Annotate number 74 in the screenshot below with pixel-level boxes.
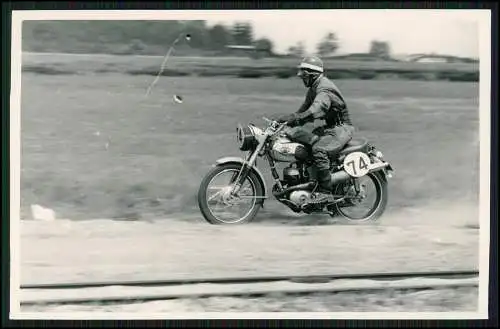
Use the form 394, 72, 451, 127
346, 157, 369, 176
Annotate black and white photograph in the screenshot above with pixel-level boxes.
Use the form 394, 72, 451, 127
9, 8, 492, 320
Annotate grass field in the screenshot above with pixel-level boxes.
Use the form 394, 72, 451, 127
17, 53, 483, 313
22, 52, 479, 81
20, 68, 480, 222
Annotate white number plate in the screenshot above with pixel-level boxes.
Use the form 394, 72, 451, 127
343, 152, 372, 177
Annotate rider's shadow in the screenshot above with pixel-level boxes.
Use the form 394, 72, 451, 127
254, 206, 335, 226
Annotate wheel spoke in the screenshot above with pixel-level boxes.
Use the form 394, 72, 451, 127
207, 190, 224, 202
335, 174, 382, 221
207, 186, 228, 190
204, 168, 258, 224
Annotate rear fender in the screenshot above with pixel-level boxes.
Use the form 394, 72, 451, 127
214, 156, 268, 200
370, 162, 394, 182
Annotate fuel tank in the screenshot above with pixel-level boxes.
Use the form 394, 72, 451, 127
270, 137, 309, 163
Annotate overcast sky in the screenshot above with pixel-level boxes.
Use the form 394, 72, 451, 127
16, 9, 485, 58
201, 10, 481, 57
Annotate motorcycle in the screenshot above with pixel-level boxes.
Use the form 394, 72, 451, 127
197, 117, 394, 225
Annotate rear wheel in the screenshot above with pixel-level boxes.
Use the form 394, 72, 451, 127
330, 171, 388, 224
198, 163, 265, 225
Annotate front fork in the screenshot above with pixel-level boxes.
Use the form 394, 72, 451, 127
229, 143, 266, 196
229, 141, 284, 197
228, 163, 250, 196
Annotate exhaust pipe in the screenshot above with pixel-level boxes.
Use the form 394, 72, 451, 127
330, 170, 351, 185
368, 162, 391, 173
330, 162, 391, 184
273, 182, 316, 198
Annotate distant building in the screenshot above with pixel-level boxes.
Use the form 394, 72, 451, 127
225, 45, 268, 58
414, 57, 448, 63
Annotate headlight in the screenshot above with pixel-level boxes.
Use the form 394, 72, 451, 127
236, 124, 258, 151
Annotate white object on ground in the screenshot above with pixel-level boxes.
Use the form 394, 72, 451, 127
31, 204, 56, 221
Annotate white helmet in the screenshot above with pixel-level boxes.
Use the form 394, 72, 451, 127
297, 56, 324, 73
297, 56, 324, 87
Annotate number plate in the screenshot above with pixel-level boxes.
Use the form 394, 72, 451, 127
343, 152, 372, 177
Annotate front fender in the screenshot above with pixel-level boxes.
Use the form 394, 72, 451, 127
214, 156, 268, 200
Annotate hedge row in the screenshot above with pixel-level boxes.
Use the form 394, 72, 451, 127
22, 64, 479, 82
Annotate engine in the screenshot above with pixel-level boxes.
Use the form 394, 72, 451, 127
283, 166, 302, 186
289, 190, 313, 206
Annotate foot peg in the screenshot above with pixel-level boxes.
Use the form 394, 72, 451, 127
301, 193, 335, 211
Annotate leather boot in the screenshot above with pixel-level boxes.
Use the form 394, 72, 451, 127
316, 169, 332, 192
305, 168, 335, 208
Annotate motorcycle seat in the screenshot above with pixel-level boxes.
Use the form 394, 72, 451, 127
339, 137, 369, 156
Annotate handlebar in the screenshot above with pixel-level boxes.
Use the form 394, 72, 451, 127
262, 116, 275, 124
262, 117, 287, 135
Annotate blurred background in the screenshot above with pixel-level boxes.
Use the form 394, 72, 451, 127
19, 11, 481, 221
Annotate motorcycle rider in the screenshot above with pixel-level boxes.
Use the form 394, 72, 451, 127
276, 56, 356, 199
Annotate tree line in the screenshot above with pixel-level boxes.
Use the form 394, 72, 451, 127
22, 20, 337, 56
22, 20, 396, 59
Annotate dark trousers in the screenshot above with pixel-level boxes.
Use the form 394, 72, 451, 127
286, 124, 355, 171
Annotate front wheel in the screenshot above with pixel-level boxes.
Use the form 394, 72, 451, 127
331, 171, 388, 224
198, 163, 265, 225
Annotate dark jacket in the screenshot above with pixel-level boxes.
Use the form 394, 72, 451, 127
296, 75, 353, 127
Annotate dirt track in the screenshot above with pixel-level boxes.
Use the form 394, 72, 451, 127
20, 287, 479, 313
17, 200, 481, 314
20, 200, 479, 284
